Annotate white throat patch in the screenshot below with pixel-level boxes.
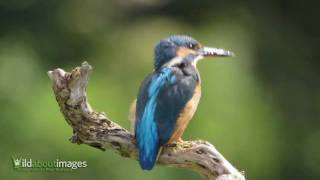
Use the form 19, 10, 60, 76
162, 55, 204, 68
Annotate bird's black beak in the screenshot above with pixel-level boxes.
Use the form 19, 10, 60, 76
199, 46, 235, 57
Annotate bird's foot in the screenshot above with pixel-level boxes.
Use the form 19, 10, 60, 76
165, 143, 177, 148
165, 138, 184, 148
176, 138, 184, 143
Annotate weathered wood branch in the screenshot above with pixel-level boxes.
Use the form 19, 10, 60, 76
47, 62, 245, 180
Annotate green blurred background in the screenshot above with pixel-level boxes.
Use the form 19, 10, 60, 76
1, 0, 319, 179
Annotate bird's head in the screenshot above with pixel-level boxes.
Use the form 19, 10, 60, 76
154, 35, 234, 69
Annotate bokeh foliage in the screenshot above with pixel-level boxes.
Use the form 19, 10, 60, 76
1, 0, 319, 179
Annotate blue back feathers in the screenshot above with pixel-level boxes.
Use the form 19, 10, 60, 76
135, 68, 173, 170
135, 64, 198, 170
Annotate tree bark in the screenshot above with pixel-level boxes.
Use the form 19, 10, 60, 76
47, 62, 245, 180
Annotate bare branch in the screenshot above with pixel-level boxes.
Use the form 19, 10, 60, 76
48, 62, 245, 180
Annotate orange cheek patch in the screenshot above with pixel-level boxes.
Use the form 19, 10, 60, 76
177, 47, 196, 58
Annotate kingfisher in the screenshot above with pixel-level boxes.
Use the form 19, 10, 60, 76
130, 35, 234, 170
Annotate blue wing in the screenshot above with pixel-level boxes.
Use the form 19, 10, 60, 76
135, 67, 197, 170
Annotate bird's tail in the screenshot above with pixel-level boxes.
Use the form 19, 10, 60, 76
138, 141, 161, 170
136, 119, 162, 170
135, 98, 162, 170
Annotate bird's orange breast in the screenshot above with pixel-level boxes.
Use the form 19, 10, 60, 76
168, 83, 201, 143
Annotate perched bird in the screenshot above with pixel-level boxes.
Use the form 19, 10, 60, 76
130, 35, 234, 170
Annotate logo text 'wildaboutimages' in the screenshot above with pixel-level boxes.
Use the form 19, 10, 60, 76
12, 157, 87, 172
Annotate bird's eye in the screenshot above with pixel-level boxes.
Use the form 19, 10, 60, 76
188, 43, 199, 50
188, 43, 195, 49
